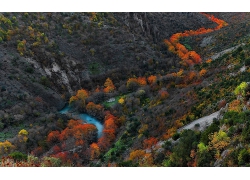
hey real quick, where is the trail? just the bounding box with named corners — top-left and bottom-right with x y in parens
top-left (177, 110), bottom-right (220, 132)
top-left (155, 110), bottom-right (222, 149)
top-left (164, 13), bottom-right (228, 66)
top-left (211, 43), bottom-right (245, 60)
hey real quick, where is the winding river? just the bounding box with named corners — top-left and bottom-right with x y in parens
top-left (59, 105), bottom-right (103, 138)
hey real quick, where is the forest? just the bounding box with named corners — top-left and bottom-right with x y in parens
top-left (1, 12), bottom-right (250, 167)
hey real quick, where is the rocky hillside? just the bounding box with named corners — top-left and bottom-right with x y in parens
top-left (1, 12), bottom-right (250, 167)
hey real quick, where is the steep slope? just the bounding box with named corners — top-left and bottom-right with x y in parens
top-left (1, 12), bottom-right (250, 167)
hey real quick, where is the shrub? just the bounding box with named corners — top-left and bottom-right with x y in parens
top-left (40, 76), bottom-right (50, 87)
top-left (195, 123), bottom-right (200, 128)
top-left (25, 67), bottom-right (34, 73)
top-left (172, 132), bottom-right (180, 141)
top-left (245, 58), bottom-right (250, 66)
top-left (9, 151), bottom-right (28, 161)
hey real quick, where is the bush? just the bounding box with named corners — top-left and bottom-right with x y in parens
top-left (9, 151), bottom-right (28, 161)
top-left (118, 160), bottom-right (138, 167)
top-left (172, 132), bottom-right (180, 141)
top-left (25, 67), bottom-right (34, 73)
top-left (40, 76), bottom-right (50, 87)
top-left (245, 58), bottom-right (250, 66)
top-left (195, 123), bottom-right (200, 128)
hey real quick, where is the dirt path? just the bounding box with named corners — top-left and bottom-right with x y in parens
top-left (155, 109), bottom-right (223, 150)
top-left (211, 43), bottom-right (245, 60)
top-left (177, 110), bottom-right (220, 132)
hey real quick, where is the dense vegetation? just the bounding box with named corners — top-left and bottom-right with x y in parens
top-left (1, 12), bottom-right (250, 167)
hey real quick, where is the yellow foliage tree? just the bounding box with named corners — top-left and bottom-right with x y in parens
top-left (17, 40), bottom-right (26, 56)
top-left (118, 98), bottom-right (124, 104)
top-left (209, 130), bottom-right (230, 152)
top-left (69, 89), bottom-right (89, 108)
top-left (69, 96), bottom-right (78, 104)
top-left (18, 129), bottom-right (29, 142)
top-left (129, 149), bottom-right (146, 162)
top-left (0, 140), bottom-right (15, 155)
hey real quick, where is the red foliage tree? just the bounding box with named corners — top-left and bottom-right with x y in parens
top-left (143, 137), bottom-right (158, 149)
top-left (53, 145), bottom-right (61, 153)
top-left (31, 146), bottom-right (43, 157)
top-left (52, 152), bottom-right (68, 163)
top-left (47, 130), bottom-right (60, 143)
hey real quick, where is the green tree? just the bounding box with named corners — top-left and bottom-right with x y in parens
top-left (9, 151), bottom-right (28, 161)
top-left (170, 130), bottom-right (199, 166)
top-left (196, 142), bottom-right (214, 167)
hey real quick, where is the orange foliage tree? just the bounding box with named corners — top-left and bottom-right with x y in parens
top-left (69, 89), bottom-right (89, 108)
top-left (164, 13), bottom-right (228, 66)
top-left (90, 143), bottom-right (100, 160)
top-left (103, 78), bottom-right (115, 93)
top-left (127, 77), bottom-right (147, 87)
top-left (129, 149), bottom-right (146, 162)
top-left (47, 130), bottom-right (60, 144)
top-left (97, 111), bottom-right (118, 152)
top-left (147, 75), bottom-right (157, 85)
top-left (137, 77), bottom-right (147, 86)
top-left (57, 119), bottom-right (97, 148)
top-left (86, 102), bottom-right (104, 116)
top-left (129, 150), bottom-right (153, 166)
top-left (199, 69), bottom-right (207, 77)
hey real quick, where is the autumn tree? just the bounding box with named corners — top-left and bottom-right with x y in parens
top-left (118, 97), bottom-right (125, 104)
top-left (158, 89), bottom-right (169, 100)
top-left (137, 77), bottom-right (147, 86)
top-left (17, 39), bottom-right (27, 56)
top-left (199, 69), bottom-right (207, 77)
top-left (143, 137), bottom-right (158, 149)
top-left (47, 130), bottom-right (60, 144)
top-left (97, 137), bottom-right (110, 152)
top-left (103, 78), bottom-right (115, 93)
top-left (69, 89), bottom-right (89, 109)
top-left (129, 149), bottom-right (146, 162)
top-left (56, 119), bottom-right (97, 152)
top-left (129, 150), bottom-right (153, 166)
top-left (127, 77), bottom-right (147, 91)
top-left (147, 75), bottom-right (157, 85)
top-left (234, 82), bottom-right (248, 96)
top-left (90, 143), bottom-right (100, 160)
top-left (53, 145), bottom-right (61, 154)
top-left (97, 112), bottom-right (118, 151)
top-left (18, 129), bottom-right (29, 143)
top-left (164, 13), bottom-right (227, 67)
top-left (209, 130), bottom-right (230, 153)
top-left (0, 140), bottom-right (15, 155)
top-left (86, 102), bottom-right (104, 117)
